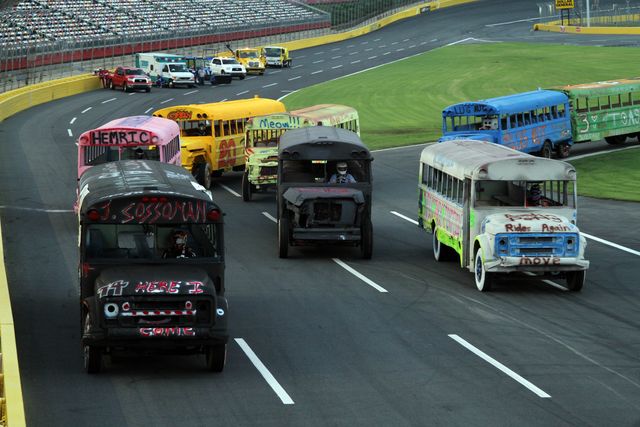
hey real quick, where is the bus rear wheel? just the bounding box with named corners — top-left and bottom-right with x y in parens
top-left (205, 344), bottom-right (227, 372)
top-left (83, 312), bottom-right (102, 374)
top-left (541, 141), bottom-right (553, 159)
top-left (557, 143), bottom-right (571, 159)
top-left (360, 216), bottom-right (373, 260)
top-left (278, 215), bottom-right (290, 258)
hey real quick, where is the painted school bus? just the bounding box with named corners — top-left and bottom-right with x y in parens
top-left (418, 139), bottom-right (589, 292)
top-left (153, 96), bottom-right (286, 188)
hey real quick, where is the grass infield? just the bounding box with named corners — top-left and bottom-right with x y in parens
top-left (283, 42), bottom-right (640, 200)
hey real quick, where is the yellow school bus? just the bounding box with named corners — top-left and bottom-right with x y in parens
top-left (153, 96), bottom-right (286, 188)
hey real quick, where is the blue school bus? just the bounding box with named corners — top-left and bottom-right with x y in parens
top-left (440, 90), bottom-right (573, 158)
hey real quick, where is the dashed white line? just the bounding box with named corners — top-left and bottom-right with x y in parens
top-left (486, 17), bottom-right (541, 27)
top-left (219, 184), bottom-right (241, 197)
top-left (262, 212), bottom-right (277, 223)
top-left (160, 98), bottom-right (174, 104)
top-left (312, 59), bottom-right (325, 64)
top-left (351, 60), bottom-right (361, 64)
top-left (101, 98), bottom-right (116, 104)
top-left (347, 44), bottom-right (355, 48)
top-left (67, 129), bottom-right (73, 137)
top-left (263, 83), bottom-right (278, 88)
top-left (245, 76), bottom-right (256, 80)
top-left (449, 334), bottom-right (551, 398)
top-left (288, 76), bottom-right (302, 81)
top-left (183, 90), bottom-right (198, 95)
top-left (348, 51), bottom-right (359, 56)
top-left (582, 232), bottom-right (640, 256)
top-left (331, 55), bottom-right (342, 60)
top-left (391, 41), bottom-right (399, 45)
top-left (314, 51), bottom-right (324, 55)
top-left (361, 41), bottom-right (369, 45)
top-left (396, 48), bottom-right (405, 52)
top-left (0, 206), bottom-right (73, 213)
top-left (221, 98), bottom-right (228, 102)
top-left (367, 56), bottom-right (378, 60)
top-left (420, 41), bottom-right (428, 45)
top-left (373, 38), bottom-right (381, 41)
top-left (81, 107), bottom-right (92, 114)
top-left (235, 338), bottom-right (294, 405)
top-left (330, 48), bottom-right (340, 51)
top-left (430, 38), bottom-right (438, 42)
top-left (292, 65), bottom-right (304, 69)
top-left (270, 70), bottom-right (282, 74)
top-left (390, 210), bottom-right (418, 225)
top-left (236, 90), bottom-right (249, 96)
top-left (128, 92), bottom-right (136, 96)
top-left (364, 48), bottom-right (373, 52)
top-left (332, 258), bottom-right (388, 293)
top-left (144, 107), bottom-right (154, 114)
top-left (296, 55), bottom-right (306, 59)
top-left (379, 45), bottom-right (387, 48)
top-left (311, 70), bottom-right (324, 75)
top-left (409, 45), bottom-right (416, 48)
top-left (331, 65), bottom-right (343, 69)
top-left (402, 38), bottom-right (410, 42)
top-left (383, 52), bottom-right (391, 56)
top-left (69, 117), bottom-right (76, 125)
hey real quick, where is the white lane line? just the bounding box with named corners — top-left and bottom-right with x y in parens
top-left (347, 44), bottom-right (355, 48)
top-left (582, 232), bottom-right (640, 257)
top-left (270, 70), bottom-right (282, 74)
top-left (523, 272), bottom-right (567, 291)
top-left (263, 83), bottom-right (278, 88)
top-left (332, 258), bottom-right (388, 293)
top-left (330, 48), bottom-right (340, 51)
top-left (390, 210), bottom-right (418, 225)
top-left (81, 107), bottom-right (92, 114)
top-left (312, 59), bottom-right (325, 64)
top-left (379, 45), bottom-right (387, 48)
top-left (361, 41), bottom-right (369, 45)
top-left (236, 90), bottom-right (249, 96)
top-left (396, 48), bottom-right (405, 52)
top-left (183, 90), bottom-right (198, 95)
top-left (246, 76), bottom-right (257, 80)
top-left (331, 55), bottom-right (342, 60)
top-left (144, 107), bottom-right (154, 114)
top-left (160, 98), bottom-right (174, 104)
top-left (391, 41), bottom-right (399, 45)
top-left (296, 55), bottom-right (307, 59)
top-left (430, 38), bottom-right (438, 42)
top-left (402, 38), bottom-right (410, 42)
top-left (364, 48), bottom-right (373, 52)
top-left (486, 17), bottom-right (542, 27)
top-left (409, 45), bottom-right (416, 48)
top-left (311, 70), bottom-right (324, 75)
top-left (348, 51), bottom-right (358, 56)
top-left (292, 65), bottom-right (304, 69)
top-left (67, 129), bottom-right (73, 137)
top-left (570, 144), bottom-right (640, 160)
top-left (351, 60), bottom-right (361, 64)
top-left (0, 206), bottom-right (73, 213)
top-left (221, 98), bottom-right (228, 102)
top-left (129, 92), bottom-right (136, 96)
top-left (368, 56), bottom-right (378, 60)
top-left (373, 38), bottom-right (381, 41)
top-left (235, 338), bottom-right (294, 405)
top-left (262, 212), bottom-right (277, 223)
top-left (288, 76), bottom-right (302, 81)
top-left (449, 334), bottom-right (551, 398)
top-left (420, 41), bottom-right (428, 45)
top-left (281, 90), bottom-right (294, 93)
top-left (383, 52), bottom-right (391, 56)
top-left (69, 117), bottom-right (76, 125)
top-left (219, 184), bottom-right (241, 197)
top-left (314, 51), bottom-right (324, 55)
top-left (101, 98), bottom-right (116, 104)
top-left (332, 65), bottom-right (343, 69)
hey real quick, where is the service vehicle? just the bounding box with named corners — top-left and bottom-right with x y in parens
top-left (277, 126), bottom-right (373, 259)
top-left (78, 160), bottom-right (229, 373)
top-left (243, 104), bottom-right (359, 201)
top-left (440, 89), bottom-right (573, 158)
top-left (262, 45), bottom-right (292, 68)
top-left (153, 96), bottom-right (286, 187)
top-left (134, 52), bottom-right (195, 88)
top-left (207, 56), bottom-right (246, 80)
top-left (231, 46), bottom-right (265, 75)
top-left (418, 139), bottom-right (589, 292)
top-left (107, 66), bottom-right (152, 92)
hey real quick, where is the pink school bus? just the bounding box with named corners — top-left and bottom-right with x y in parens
top-left (77, 115), bottom-right (181, 179)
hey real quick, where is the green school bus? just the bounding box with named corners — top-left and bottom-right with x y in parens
top-left (552, 78), bottom-right (640, 145)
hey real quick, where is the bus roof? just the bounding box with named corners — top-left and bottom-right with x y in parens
top-left (279, 126), bottom-right (370, 160)
top-left (78, 116), bottom-right (179, 146)
top-left (140, 52), bottom-right (184, 58)
top-left (78, 161), bottom-right (217, 218)
top-left (550, 78), bottom-right (640, 97)
top-left (442, 90), bottom-right (568, 116)
top-left (420, 140), bottom-right (576, 181)
top-left (152, 97), bottom-right (286, 121)
top-left (290, 104), bottom-right (358, 125)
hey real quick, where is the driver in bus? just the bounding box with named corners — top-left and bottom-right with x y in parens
top-left (198, 121), bottom-right (209, 136)
top-left (329, 162), bottom-right (357, 184)
top-left (479, 117), bottom-right (498, 130)
top-left (163, 230), bottom-right (197, 258)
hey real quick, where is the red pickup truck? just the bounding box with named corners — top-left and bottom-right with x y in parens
top-left (106, 66), bottom-right (152, 92)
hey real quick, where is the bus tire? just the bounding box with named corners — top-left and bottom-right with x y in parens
top-left (557, 143), bottom-right (571, 159)
top-left (605, 135), bottom-right (626, 145)
top-left (474, 249), bottom-right (493, 292)
top-left (565, 270), bottom-right (585, 292)
top-left (83, 312), bottom-right (102, 374)
top-left (360, 216), bottom-right (373, 260)
top-left (205, 343), bottom-right (226, 372)
top-left (433, 228), bottom-right (452, 262)
top-left (541, 141), bottom-right (553, 159)
top-left (278, 215), bottom-right (290, 258)
top-left (242, 172), bottom-right (252, 202)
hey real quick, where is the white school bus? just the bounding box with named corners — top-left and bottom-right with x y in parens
top-left (418, 139), bottom-right (589, 292)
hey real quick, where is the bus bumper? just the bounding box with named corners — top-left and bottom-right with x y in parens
top-left (485, 256), bottom-right (590, 272)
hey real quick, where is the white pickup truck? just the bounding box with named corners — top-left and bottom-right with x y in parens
top-left (207, 57), bottom-right (246, 84)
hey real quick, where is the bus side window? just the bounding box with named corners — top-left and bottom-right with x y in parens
top-left (214, 120), bottom-right (221, 137)
top-left (576, 97), bottom-right (588, 113)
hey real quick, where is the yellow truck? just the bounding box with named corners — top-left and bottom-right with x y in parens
top-left (226, 44), bottom-right (265, 75)
top-left (262, 46), bottom-right (292, 68)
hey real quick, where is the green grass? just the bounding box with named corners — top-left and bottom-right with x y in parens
top-left (283, 42), bottom-right (640, 149)
top-left (569, 148), bottom-right (640, 202)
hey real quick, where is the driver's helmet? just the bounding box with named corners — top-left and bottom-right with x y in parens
top-left (135, 147), bottom-right (145, 159)
top-left (337, 162), bottom-right (348, 176)
top-left (529, 183), bottom-right (541, 202)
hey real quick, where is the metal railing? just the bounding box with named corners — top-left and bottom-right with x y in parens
top-left (538, 0), bottom-right (640, 26)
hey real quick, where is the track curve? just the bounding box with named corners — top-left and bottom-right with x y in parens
top-left (1, 1), bottom-right (640, 425)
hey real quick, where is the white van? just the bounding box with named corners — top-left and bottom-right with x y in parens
top-left (135, 52), bottom-right (195, 88)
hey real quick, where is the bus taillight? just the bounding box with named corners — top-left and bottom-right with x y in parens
top-left (87, 209), bottom-right (100, 221)
top-left (207, 209), bottom-right (221, 221)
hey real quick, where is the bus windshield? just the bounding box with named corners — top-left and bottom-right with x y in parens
top-left (473, 180), bottom-right (575, 208)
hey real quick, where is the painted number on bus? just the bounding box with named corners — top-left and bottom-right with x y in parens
top-left (218, 139), bottom-right (238, 169)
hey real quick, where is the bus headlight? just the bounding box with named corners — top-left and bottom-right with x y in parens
top-left (104, 303), bottom-right (119, 318)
